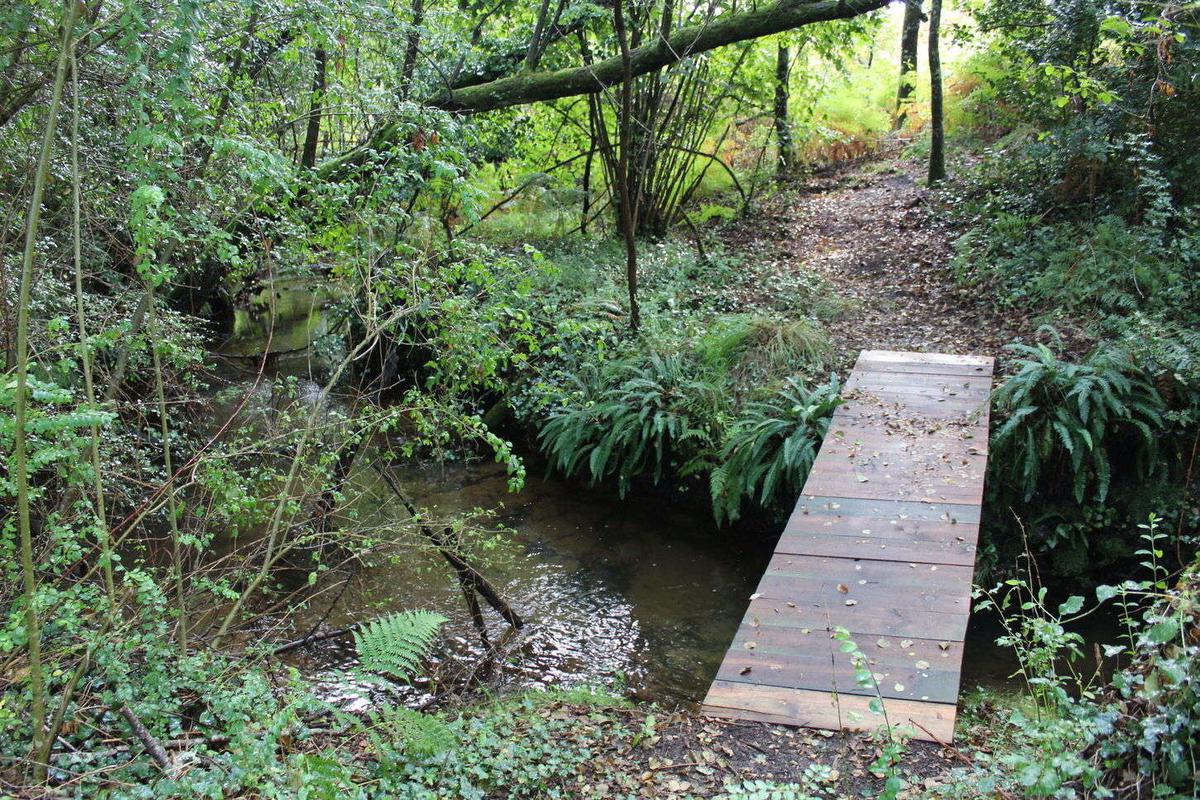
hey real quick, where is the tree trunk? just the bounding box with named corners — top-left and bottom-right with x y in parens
top-left (300, 48), bottom-right (326, 169)
top-left (581, 94), bottom-right (596, 234)
top-left (895, 0), bottom-right (922, 130)
top-left (613, 0), bottom-right (640, 333)
top-left (774, 43), bottom-right (794, 174)
top-left (400, 0), bottom-right (425, 100)
top-left (525, 0), bottom-right (554, 70)
top-left (17, 0), bottom-right (78, 778)
top-left (927, 0), bottom-right (946, 184)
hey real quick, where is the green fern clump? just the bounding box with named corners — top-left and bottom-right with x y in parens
top-left (991, 341), bottom-right (1167, 505)
top-left (710, 377), bottom-right (841, 524)
top-left (353, 610), bottom-right (447, 683)
top-left (537, 353), bottom-right (726, 496)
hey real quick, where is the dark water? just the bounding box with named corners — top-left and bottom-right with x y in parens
top-left (287, 460), bottom-right (775, 705)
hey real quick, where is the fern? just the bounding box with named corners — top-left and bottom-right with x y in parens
top-left (991, 341), bottom-right (1167, 505)
top-left (710, 377), bottom-right (842, 524)
top-left (353, 610), bottom-right (447, 683)
top-left (361, 701), bottom-right (455, 760)
top-left (537, 352), bottom-right (726, 496)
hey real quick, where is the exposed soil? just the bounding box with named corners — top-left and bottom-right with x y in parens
top-left (501, 700), bottom-right (968, 799)
top-left (719, 156), bottom-right (1077, 372)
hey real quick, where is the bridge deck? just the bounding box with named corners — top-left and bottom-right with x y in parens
top-left (702, 350), bottom-right (994, 743)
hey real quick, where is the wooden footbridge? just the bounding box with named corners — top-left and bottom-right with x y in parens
top-left (703, 350), bottom-right (994, 743)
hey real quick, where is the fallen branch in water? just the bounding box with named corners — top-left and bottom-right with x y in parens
top-left (271, 623), bottom-right (360, 655)
top-left (372, 461), bottom-right (525, 630)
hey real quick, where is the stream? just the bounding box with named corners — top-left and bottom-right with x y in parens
top-left (211, 292), bottom-right (1093, 711)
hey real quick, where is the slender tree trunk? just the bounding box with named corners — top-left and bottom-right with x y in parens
top-left (895, 0), bottom-right (922, 130)
top-left (927, 0), bottom-right (946, 184)
top-left (146, 280), bottom-right (188, 657)
top-left (774, 42), bottom-right (793, 174)
top-left (613, 0), bottom-right (640, 333)
top-left (71, 43), bottom-right (116, 604)
top-left (581, 95), bottom-right (596, 234)
top-left (400, 0), bottom-right (425, 100)
top-left (525, 0), bottom-right (553, 70)
top-left (17, 0), bottom-right (78, 779)
top-left (300, 48), bottom-right (326, 169)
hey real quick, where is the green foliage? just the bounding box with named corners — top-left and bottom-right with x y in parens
top-left (991, 341), bottom-right (1166, 505)
top-left (983, 338), bottom-right (1195, 577)
top-left (953, 518), bottom-right (1198, 799)
top-left (698, 315), bottom-right (831, 380)
top-left (831, 628), bottom-right (912, 799)
top-left (953, 209), bottom-right (1200, 322)
top-left (709, 377), bottom-right (840, 524)
top-left (719, 780), bottom-right (819, 800)
top-left (353, 611), bottom-right (447, 683)
top-left (362, 702), bottom-right (455, 759)
top-left (360, 693), bottom-right (630, 799)
top-left (538, 352), bottom-right (724, 496)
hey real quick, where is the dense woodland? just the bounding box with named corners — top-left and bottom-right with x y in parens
top-left (1, 0), bottom-right (1198, 796)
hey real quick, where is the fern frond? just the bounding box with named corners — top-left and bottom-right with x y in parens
top-left (354, 610), bottom-right (447, 683)
top-left (359, 702), bottom-right (455, 761)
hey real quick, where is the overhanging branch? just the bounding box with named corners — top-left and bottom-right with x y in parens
top-left (318, 0), bottom-right (889, 181)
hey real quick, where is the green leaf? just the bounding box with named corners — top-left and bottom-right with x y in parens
top-left (1057, 596), bottom-right (1084, 615)
top-left (1145, 619), bottom-right (1180, 645)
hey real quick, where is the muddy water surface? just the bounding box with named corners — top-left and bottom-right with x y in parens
top-left (291, 460), bottom-right (775, 704)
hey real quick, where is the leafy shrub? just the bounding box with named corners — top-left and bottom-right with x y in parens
top-left (537, 353), bottom-right (725, 496)
top-left (709, 378), bottom-right (841, 524)
top-left (991, 341), bottom-right (1166, 506)
top-left (953, 211), bottom-right (1199, 322)
top-left (954, 518), bottom-right (1198, 798)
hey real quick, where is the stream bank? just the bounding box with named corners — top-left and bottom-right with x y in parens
top-left (202, 157), bottom-right (1112, 714)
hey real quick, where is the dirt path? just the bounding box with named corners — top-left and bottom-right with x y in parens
top-left (723, 157), bottom-right (1037, 370)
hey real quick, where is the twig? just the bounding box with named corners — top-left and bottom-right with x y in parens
top-left (271, 623), bottom-right (360, 655)
top-left (910, 719), bottom-right (973, 767)
top-left (372, 462), bottom-right (524, 629)
top-left (117, 705), bottom-right (171, 773)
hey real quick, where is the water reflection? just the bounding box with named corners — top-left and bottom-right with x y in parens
top-left (290, 461), bottom-right (773, 705)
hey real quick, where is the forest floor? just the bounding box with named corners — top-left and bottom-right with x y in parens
top-left (508, 698), bottom-right (976, 799)
top-left (718, 154), bottom-right (1083, 371)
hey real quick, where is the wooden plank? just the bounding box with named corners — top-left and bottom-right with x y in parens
top-left (719, 628), bottom-right (964, 703)
top-left (791, 495), bottom-right (982, 527)
top-left (737, 595), bottom-right (970, 642)
top-left (755, 576), bottom-right (970, 618)
top-left (702, 681), bottom-right (958, 742)
top-left (845, 370), bottom-right (993, 392)
top-left (856, 350), bottom-right (994, 375)
top-left (858, 350), bottom-right (993, 368)
top-left (800, 470), bottom-right (985, 505)
top-left (836, 399), bottom-right (989, 424)
top-left (703, 350), bottom-right (992, 744)
top-left (762, 553), bottom-right (973, 590)
top-left (784, 505), bottom-right (981, 544)
top-left (824, 422), bottom-right (989, 456)
top-left (777, 531), bottom-right (978, 566)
